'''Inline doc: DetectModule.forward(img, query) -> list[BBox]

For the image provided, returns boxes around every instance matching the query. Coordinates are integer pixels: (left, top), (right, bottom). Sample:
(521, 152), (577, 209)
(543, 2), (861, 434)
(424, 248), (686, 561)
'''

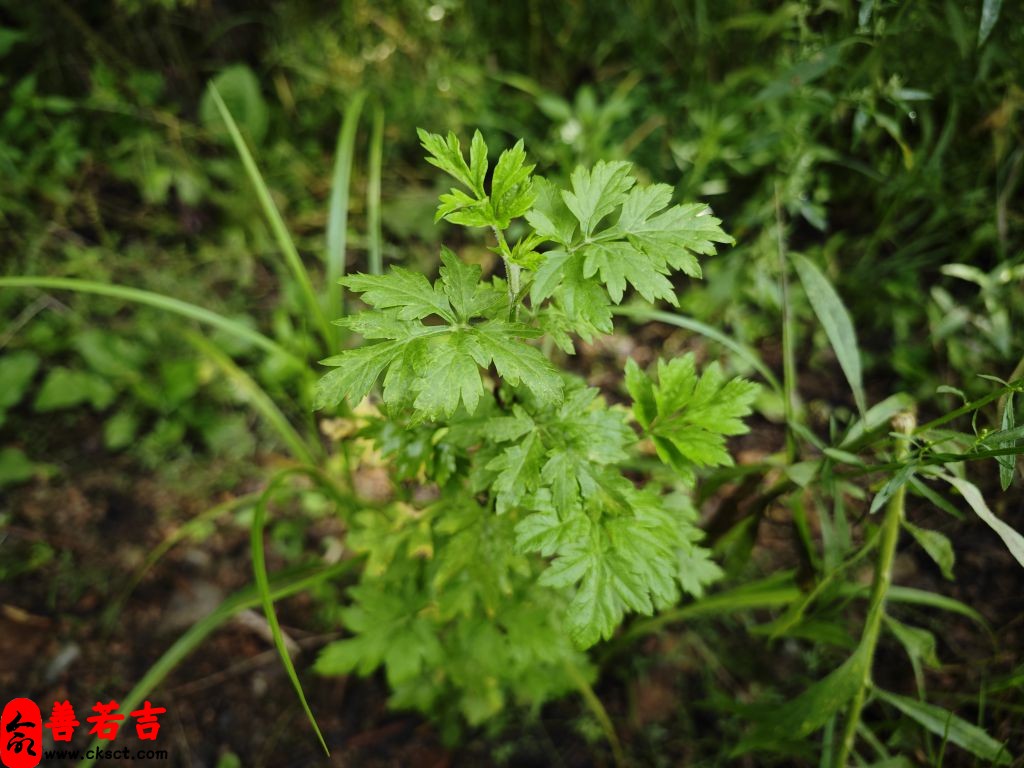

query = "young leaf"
(528, 165), (731, 330)
(903, 520), (955, 580)
(417, 128), (480, 195)
(870, 461), (917, 514)
(884, 615), (941, 669)
(562, 161), (635, 237)
(629, 354), (759, 476)
(490, 139), (536, 226)
(486, 432), (544, 514)
(525, 177), (577, 245)
(874, 688), (1012, 764)
(791, 253), (867, 416)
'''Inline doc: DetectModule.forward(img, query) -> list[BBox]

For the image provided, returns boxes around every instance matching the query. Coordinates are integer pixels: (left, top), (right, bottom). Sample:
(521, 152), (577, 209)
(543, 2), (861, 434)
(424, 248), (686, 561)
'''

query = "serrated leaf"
(343, 268), (454, 323)
(316, 340), (407, 408)
(490, 140), (536, 226)
(486, 432), (543, 513)
(617, 197), (731, 278)
(315, 583), (443, 687)
(514, 501), (589, 557)
(468, 130), (488, 195)
(436, 187), (491, 226)
(903, 520), (955, 580)
(417, 128), (479, 194)
(630, 355), (759, 473)
(525, 177), (577, 245)
(624, 358), (656, 428)
(791, 253), (867, 416)
(473, 321), (563, 405)
(562, 161), (635, 237)
(532, 168), (730, 323)
(338, 310), (429, 340)
(438, 246), (482, 320)
(874, 688), (1012, 764)
(413, 332), (485, 417)
(582, 241), (677, 304)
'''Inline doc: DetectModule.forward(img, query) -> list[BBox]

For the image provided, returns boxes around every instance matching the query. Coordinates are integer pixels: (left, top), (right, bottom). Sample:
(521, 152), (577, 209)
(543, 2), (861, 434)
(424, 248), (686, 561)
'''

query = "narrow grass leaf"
(792, 253), (866, 416)
(995, 392), (1016, 490)
(251, 475), (331, 756)
(327, 90), (366, 328)
(979, 0), (1003, 45)
(736, 643), (870, 753)
(886, 586), (989, 630)
(874, 688), (1012, 764)
(870, 461), (916, 514)
(0, 277), (300, 364)
(941, 474), (1024, 568)
(185, 332), (319, 464)
(366, 104), (385, 276)
(209, 83), (332, 351)
(621, 571), (800, 643)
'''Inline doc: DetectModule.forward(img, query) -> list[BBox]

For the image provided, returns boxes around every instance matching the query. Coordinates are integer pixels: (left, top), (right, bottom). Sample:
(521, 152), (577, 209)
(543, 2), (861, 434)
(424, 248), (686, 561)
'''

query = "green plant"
(311, 129), (757, 730)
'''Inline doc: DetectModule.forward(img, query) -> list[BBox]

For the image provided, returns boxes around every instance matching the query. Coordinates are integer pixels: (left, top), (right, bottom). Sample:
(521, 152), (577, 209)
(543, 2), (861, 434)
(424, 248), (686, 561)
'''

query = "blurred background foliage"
(2, 0), (1022, 764)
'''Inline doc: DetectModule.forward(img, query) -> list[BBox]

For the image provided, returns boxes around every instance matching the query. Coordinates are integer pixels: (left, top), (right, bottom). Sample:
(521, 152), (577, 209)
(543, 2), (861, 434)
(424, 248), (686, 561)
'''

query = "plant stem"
(491, 225), (520, 319)
(774, 184), (799, 463)
(835, 411), (916, 767)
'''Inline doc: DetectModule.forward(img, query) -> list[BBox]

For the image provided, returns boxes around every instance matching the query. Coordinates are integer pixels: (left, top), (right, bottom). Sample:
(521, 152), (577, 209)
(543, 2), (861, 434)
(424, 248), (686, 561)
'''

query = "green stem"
(563, 660), (626, 768)
(775, 184), (799, 463)
(491, 225), (520, 320)
(835, 411), (915, 767)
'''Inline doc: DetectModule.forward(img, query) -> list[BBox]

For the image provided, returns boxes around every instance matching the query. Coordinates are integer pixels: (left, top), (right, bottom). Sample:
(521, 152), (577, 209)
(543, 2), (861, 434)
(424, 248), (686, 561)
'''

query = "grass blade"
(613, 304), (782, 395)
(619, 571), (800, 643)
(874, 688), (1012, 764)
(979, 0), (1003, 45)
(791, 253), (867, 416)
(77, 560), (353, 768)
(185, 331), (320, 464)
(366, 104), (385, 276)
(326, 91), (367, 331)
(251, 473), (331, 755)
(0, 276), (300, 364)
(209, 83), (333, 352)
(996, 392), (1016, 490)
(941, 474), (1024, 568)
